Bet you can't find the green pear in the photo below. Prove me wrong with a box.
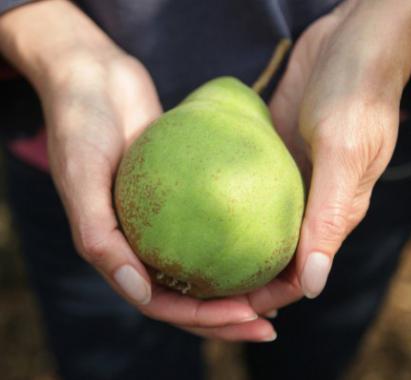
[114,77,304,298]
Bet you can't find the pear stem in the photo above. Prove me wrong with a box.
[252,38,292,95]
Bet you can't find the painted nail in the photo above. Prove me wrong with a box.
[239,313,259,323]
[262,330,277,342]
[301,252,331,299]
[114,265,151,305]
[265,309,278,319]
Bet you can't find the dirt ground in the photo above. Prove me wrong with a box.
[0,156,411,379]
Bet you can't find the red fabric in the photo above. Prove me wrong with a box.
[1,58,46,170]
[8,128,49,171]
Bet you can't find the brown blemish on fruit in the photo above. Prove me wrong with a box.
[140,235,298,299]
[139,248,219,299]
[219,237,298,297]
[115,133,167,236]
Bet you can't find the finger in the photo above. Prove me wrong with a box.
[247,264,303,314]
[179,318,276,342]
[296,144,361,299]
[141,288,258,327]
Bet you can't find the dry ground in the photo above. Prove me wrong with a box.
[0,155,410,379]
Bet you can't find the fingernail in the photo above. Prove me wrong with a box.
[301,252,331,299]
[238,313,259,323]
[114,265,151,305]
[265,309,278,319]
[262,330,277,342]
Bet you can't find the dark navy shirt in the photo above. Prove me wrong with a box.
[75,0,341,108]
[0,0,341,121]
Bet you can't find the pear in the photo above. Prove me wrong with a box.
[114,77,304,298]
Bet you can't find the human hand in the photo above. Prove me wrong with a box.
[247,0,411,315]
[0,0,276,341]
[45,54,276,340]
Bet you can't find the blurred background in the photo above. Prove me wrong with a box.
[0,149,411,380]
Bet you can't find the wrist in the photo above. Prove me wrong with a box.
[0,0,123,91]
[349,0,411,87]
[325,0,411,104]
[38,48,127,101]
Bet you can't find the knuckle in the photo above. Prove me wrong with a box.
[309,206,348,243]
[349,194,372,230]
[316,131,362,158]
[76,227,109,267]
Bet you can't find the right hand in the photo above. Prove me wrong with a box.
[0,0,275,342]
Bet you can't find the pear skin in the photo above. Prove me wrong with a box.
[115,77,304,298]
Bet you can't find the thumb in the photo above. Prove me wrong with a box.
[51,151,152,306]
[296,145,361,299]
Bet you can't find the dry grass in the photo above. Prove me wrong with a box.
[344,240,411,380]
